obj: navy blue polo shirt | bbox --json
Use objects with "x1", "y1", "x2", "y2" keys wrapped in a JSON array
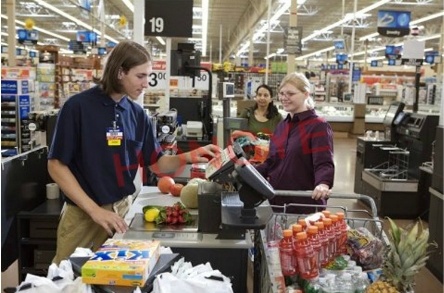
[
  {"x1": 48, "y1": 86, "x2": 163, "y2": 206},
  {"x1": 255, "y1": 109, "x2": 335, "y2": 213}
]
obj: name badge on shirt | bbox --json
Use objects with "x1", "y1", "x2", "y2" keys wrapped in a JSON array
[{"x1": 106, "y1": 127, "x2": 123, "y2": 146}]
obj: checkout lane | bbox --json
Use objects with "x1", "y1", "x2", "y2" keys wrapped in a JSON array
[{"x1": 115, "y1": 186, "x2": 251, "y2": 293}]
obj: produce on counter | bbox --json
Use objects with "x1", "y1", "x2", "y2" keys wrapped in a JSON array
[
  {"x1": 180, "y1": 178, "x2": 206, "y2": 208},
  {"x1": 144, "y1": 207, "x2": 160, "y2": 222},
  {"x1": 169, "y1": 183, "x2": 184, "y2": 197},
  {"x1": 157, "y1": 176, "x2": 175, "y2": 194},
  {"x1": 366, "y1": 218, "x2": 435, "y2": 293},
  {"x1": 143, "y1": 202, "x2": 193, "y2": 225}
]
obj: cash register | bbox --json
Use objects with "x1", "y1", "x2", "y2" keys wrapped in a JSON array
[{"x1": 205, "y1": 142, "x2": 275, "y2": 228}]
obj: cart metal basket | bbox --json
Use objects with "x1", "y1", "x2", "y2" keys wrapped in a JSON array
[{"x1": 258, "y1": 190, "x2": 388, "y2": 293}]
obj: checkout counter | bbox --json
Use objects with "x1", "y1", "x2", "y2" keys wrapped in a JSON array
[{"x1": 115, "y1": 186, "x2": 251, "y2": 293}]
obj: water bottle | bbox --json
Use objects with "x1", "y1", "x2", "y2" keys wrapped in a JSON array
[
  {"x1": 314, "y1": 221, "x2": 330, "y2": 267},
  {"x1": 336, "y1": 212, "x2": 348, "y2": 255},
  {"x1": 280, "y1": 229, "x2": 296, "y2": 276},
  {"x1": 336, "y1": 272, "x2": 354, "y2": 293},
  {"x1": 354, "y1": 272, "x2": 370, "y2": 293},
  {"x1": 329, "y1": 214, "x2": 341, "y2": 257},
  {"x1": 322, "y1": 218, "x2": 336, "y2": 261},
  {"x1": 307, "y1": 225, "x2": 322, "y2": 270},
  {"x1": 295, "y1": 231, "x2": 319, "y2": 280}
]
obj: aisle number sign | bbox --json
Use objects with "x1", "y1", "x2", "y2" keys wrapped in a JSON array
[
  {"x1": 145, "y1": 0, "x2": 193, "y2": 38},
  {"x1": 148, "y1": 61, "x2": 210, "y2": 90}
]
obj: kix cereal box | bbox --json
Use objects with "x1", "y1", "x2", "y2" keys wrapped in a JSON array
[{"x1": 81, "y1": 239, "x2": 160, "y2": 287}]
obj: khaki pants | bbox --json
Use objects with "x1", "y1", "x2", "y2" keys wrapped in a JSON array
[{"x1": 52, "y1": 196, "x2": 131, "y2": 265}]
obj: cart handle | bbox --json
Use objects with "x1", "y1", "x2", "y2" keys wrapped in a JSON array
[{"x1": 273, "y1": 190, "x2": 379, "y2": 220}]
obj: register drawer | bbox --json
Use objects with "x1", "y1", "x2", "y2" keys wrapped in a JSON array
[{"x1": 29, "y1": 220, "x2": 58, "y2": 239}]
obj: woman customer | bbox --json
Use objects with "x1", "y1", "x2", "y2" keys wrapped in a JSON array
[
  {"x1": 233, "y1": 84, "x2": 283, "y2": 140},
  {"x1": 255, "y1": 72, "x2": 335, "y2": 213}
]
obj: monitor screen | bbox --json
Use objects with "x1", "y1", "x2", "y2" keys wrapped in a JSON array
[{"x1": 383, "y1": 102, "x2": 405, "y2": 126}]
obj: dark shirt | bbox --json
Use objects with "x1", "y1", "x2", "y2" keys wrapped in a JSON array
[
  {"x1": 255, "y1": 109, "x2": 335, "y2": 214},
  {"x1": 48, "y1": 86, "x2": 163, "y2": 206}
]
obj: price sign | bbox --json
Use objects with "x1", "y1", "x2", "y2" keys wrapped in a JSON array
[
  {"x1": 148, "y1": 61, "x2": 168, "y2": 89},
  {"x1": 145, "y1": 0, "x2": 193, "y2": 38}
]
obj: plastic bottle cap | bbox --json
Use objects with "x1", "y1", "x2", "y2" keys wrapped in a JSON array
[
  {"x1": 323, "y1": 218, "x2": 332, "y2": 225},
  {"x1": 314, "y1": 221, "x2": 324, "y2": 229},
  {"x1": 336, "y1": 212, "x2": 345, "y2": 220},
  {"x1": 307, "y1": 225, "x2": 318, "y2": 234},
  {"x1": 298, "y1": 219, "x2": 307, "y2": 227},
  {"x1": 321, "y1": 210, "x2": 331, "y2": 218},
  {"x1": 330, "y1": 214, "x2": 338, "y2": 222},
  {"x1": 292, "y1": 224, "x2": 303, "y2": 233},
  {"x1": 296, "y1": 231, "x2": 307, "y2": 240},
  {"x1": 283, "y1": 229, "x2": 293, "y2": 237}
]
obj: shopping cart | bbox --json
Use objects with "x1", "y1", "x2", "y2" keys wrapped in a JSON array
[{"x1": 256, "y1": 190, "x2": 389, "y2": 293}]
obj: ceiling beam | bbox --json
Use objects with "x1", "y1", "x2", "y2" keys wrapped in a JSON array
[{"x1": 222, "y1": 0, "x2": 271, "y2": 60}]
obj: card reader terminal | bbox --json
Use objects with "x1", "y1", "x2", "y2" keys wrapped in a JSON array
[{"x1": 206, "y1": 144, "x2": 244, "y2": 181}]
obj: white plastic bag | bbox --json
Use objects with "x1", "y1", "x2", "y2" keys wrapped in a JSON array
[
  {"x1": 16, "y1": 260, "x2": 92, "y2": 293},
  {"x1": 153, "y1": 271, "x2": 233, "y2": 293},
  {"x1": 153, "y1": 257, "x2": 233, "y2": 293}
]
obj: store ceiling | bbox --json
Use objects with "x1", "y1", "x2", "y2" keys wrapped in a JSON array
[{"x1": 1, "y1": 0, "x2": 443, "y2": 65}]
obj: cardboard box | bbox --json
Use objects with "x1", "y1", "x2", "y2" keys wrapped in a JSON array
[{"x1": 81, "y1": 239, "x2": 160, "y2": 287}]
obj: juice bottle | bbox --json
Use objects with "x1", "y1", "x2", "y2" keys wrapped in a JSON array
[
  {"x1": 279, "y1": 229, "x2": 296, "y2": 276},
  {"x1": 307, "y1": 225, "x2": 322, "y2": 270},
  {"x1": 295, "y1": 231, "x2": 319, "y2": 280},
  {"x1": 314, "y1": 221, "x2": 329, "y2": 267},
  {"x1": 329, "y1": 214, "x2": 341, "y2": 257},
  {"x1": 291, "y1": 224, "x2": 303, "y2": 274},
  {"x1": 321, "y1": 210, "x2": 331, "y2": 218},
  {"x1": 322, "y1": 217, "x2": 336, "y2": 262},
  {"x1": 336, "y1": 212, "x2": 348, "y2": 255},
  {"x1": 298, "y1": 218, "x2": 307, "y2": 231}
]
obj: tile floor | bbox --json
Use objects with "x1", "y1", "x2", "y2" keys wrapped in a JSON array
[{"x1": 1, "y1": 137, "x2": 443, "y2": 292}]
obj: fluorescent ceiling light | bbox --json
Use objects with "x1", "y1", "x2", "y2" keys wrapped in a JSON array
[
  {"x1": 156, "y1": 36, "x2": 165, "y2": 46},
  {"x1": 1, "y1": 14, "x2": 70, "y2": 42},
  {"x1": 121, "y1": 0, "x2": 134, "y2": 12},
  {"x1": 34, "y1": 0, "x2": 119, "y2": 43},
  {"x1": 303, "y1": 0, "x2": 390, "y2": 43},
  {"x1": 296, "y1": 46, "x2": 335, "y2": 60},
  {"x1": 265, "y1": 53, "x2": 276, "y2": 59},
  {"x1": 359, "y1": 11, "x2": 444, "y2": 41},
  {"x1": 201, "y1": 0, "x2": 208, "y2": 57}
]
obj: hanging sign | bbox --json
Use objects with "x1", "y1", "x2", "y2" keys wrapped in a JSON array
[
  {"x1": 377, "y1": 10, "x2": 411, "y2": 37},
  {"x1": 17, "y1": 29, "x2": 38, "y2": 45},
  {"x1": 284, "y1": 26, "x2": 302, "y2": 55},
  {"x1": 145, "y1": 0, "x2": 193, "y2": 38}
]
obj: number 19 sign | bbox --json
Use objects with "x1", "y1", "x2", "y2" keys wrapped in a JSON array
[{"x1": 145, "y1": 0, "x2": 193, "y2": 38}]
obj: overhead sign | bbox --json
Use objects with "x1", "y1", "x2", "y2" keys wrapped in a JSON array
[
  {"x1": 377, "y1": 10, "x2": 411, "y2": 37},
  {"x1": 17, "y1": 29, "x2": 38, "y2": 45},
  {"x1": 284, "y1": 26, "x2": 303, "y2": 55},
  {"x1": 76, "y1": 30, "x2": 97, "y2": 43},
  {"x1": 145, "y1": 0, "x2": 193, "y2": 38}
]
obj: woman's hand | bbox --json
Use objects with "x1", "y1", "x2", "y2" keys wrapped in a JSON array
[
  {"x1": 312, "y1": 183, "x2": 331, "y2": 200},
  {"x1": 231, "y1": 130, "x2": 256, "y2": 142},
  {"x1": 188, "y1": 144, "x2": 222, "y2": 163}
]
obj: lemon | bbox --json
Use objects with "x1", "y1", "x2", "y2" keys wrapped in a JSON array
[{"x1": 144, "y1": 208, "x2": 160, "y2": 222}]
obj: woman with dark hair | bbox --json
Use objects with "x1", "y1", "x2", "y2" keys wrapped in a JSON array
[
  {"x1": 48, "y1": 40, "x2": 220, "y2": 264},
  {"x1": 234, "y1": 84, "x2": 283, "y2": 139}
]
